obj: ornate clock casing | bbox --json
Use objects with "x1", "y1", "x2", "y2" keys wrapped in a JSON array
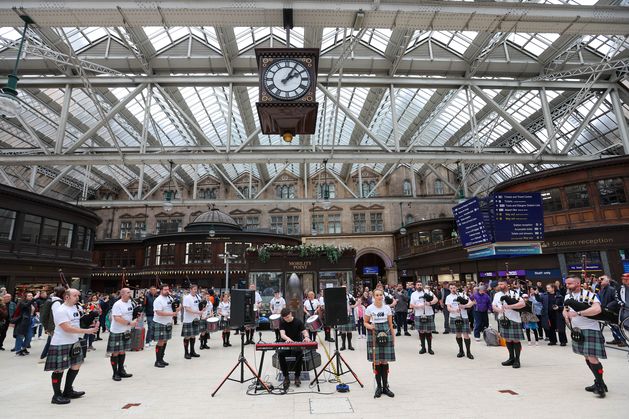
[{"x1": 255, "y1": 48, "x2": 319, "y2": 136}]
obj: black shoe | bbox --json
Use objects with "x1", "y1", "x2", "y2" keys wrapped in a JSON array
[
  {"x1": 382, "y1": 386, "x2": 395, "y2": 398},
  {"x1": 395, "y1": 332, "x2": 401, "y2": 336},
  {"x1": 340, "y1": 345, "x2": 346, "y2": 351},
  {"x1": 432, "y1": 331, "x2": 439, "y2": 334},
  {"x1": 457, "y1": 351, "x2": 464, "y2": 358},
  {"x1": 348, "y1": 345, "x2": 355, "y2": 351},
  {"x1": 95, "y1": 337, "x2": 103, "y2": 341},
  {"x1": 0, "y1": 347, "x2": 4, "y2": 351},
  {"x1": 190, "y1": 352, "x2": 200, "y2": 358},
  {"x1": 22, "y1": 349, "x2": 30, "y2": 354},
  {"x1": 154, "y1": 361, "x2": 166, "y2": 368},
  {"x1": 162, "y1": 360, "x2": 169, "y2": 366},
  {"x1": 62, "y1": 389, "x2": 85, "y2": 399},
  {"x1": 118, "y1": 369, "x2": 132, "y2": 378},
  {"x1": 443, "y1": 331, "x2": 450, "y2": 335},
  {"x1": 10, "y1": 348, "x2": 15, "y2": 352},
  {"x1": 606, "y1": 339, "x2": 620, "y2": 345},
  {"x1": 26, "y1": 345, "x2": 31, "y2": 349},
  {"x1": 184, "y1": 353, "x2": 192, "y2": 359},
  {"x1": 294, "y1": 378, "x2": 301, "y2": 387},
  {"x1": 585, "y1": 382, "x2": 608, "y2": 392},
  {"x1": 512, "y1": 360, "x2": 520, "y2": 369},
  {"x1": 404, "y1": 332, "x2": 411, "y2": 336},
  {"x1": 467, "y1": 353, "x2": 474, "y2": 360},
  {"x1": 547, "y1": 342, "x2": 556, "y2": 346},
  {"x1": 560, "y1": 343, "x2": 567, "y2": 347},
  {"x1": 282, "y1": 378, "x2": 290, "y2": 390},
  {"x1": 419, "y1": 347, "x2": 426, "y2": 354},
  {"x1": 226, "y1": 342, "x2": 232, "y2": 347},
  {"x1": 593, "y1": 382, "x2": 606, "y2": 398},
  {"x1": 501, "y1": 358, "x2": 515, "y2": 366},
  {"x1": 51, "y1": 395, "x2": 71, "y2": 405},
  {"x1": 223, "y1": 342, "x2": 228, "y2": 347},
  {"x1": 17, "y1": 350, "x2": 26, "y2": 356},
  {"x1": 326, "y1": 338, "x2": 335, "y2": 343},
  {"x1": 112, "y1": 373, "x2": 121, "y2": 381},
  {"x1": 428, "y1": 349, "x2": 434, "y2": 355},
  {"x1": 374, "y1": 387, "x2": 382, "y2": 398}
]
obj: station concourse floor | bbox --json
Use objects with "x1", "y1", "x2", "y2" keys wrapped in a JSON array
[{"x1": 1, "y1": 317, "x2": 627, "y2": 419}]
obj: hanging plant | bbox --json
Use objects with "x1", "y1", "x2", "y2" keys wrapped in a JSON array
[{"x1": 252, "y1": 243, "x2": 354, "y2": 264}]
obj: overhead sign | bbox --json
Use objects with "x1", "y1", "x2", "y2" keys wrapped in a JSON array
[
  {"x1": 568, "y1": 264, "x2": 602, "y2": 271},
  {"x1": 363, "y1": 266, "x2": 379, "y2": 275},
  {"x1": 623, "y1": 261, "x2": 629, "y2": 273},
  {"x1": 478, "y1": 272, "x2": 495, "y2": 278},
  {"x1": 525, "y1": 269, "x2": 562, "y2": 280},
  {"x1": 452, "y1": 198, "x2": 492, "y2": 248},
  {"x1": 491, "y1": 193, "x2": 544, "y2": 242},
  {"x1": 497, "y1": 270, "x2": 526, "y2": 277}
]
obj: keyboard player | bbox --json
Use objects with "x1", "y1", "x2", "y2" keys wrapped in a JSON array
[{"x1": 279, "y1": 308, "x2": 311, "y2": 390}]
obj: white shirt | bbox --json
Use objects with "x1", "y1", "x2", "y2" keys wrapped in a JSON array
[
  {"x1": 565, "y1": 290, "x2": 601, "y2": 331},
  {"x1": 218, "y1": 301, "x2": 230, "y2": 319},
  {"x1": 183, "y1": 294, "x2": 200, "y2": 323},
  {"x1": 51, "y1": 303, "x2": 81, "y2": 345},
  {"x1": 304, "y1": 298, "x2": 320, "y2": 314},
  {"x1": 109, "y1": 299, "x2": 134, "y2": 334},
  {"x1": 153, "y1": 295, "x2": 174, "y2": 325},
  {"x1": 269, "y1": 297, "x2": 286, "y2": 314},
  {"x1": 410, "y1": 290, "x2": 435, "y2": 316},
  {"x1": 201, "y1": 299, "x2": 213, "y2": 319},
  {"x1": 492, "y1": 291, "x2": 522, "y2": 323},
  {"x1": 365, "y1": 303, "x2": 392, "y2": 324},
  {"x1": 318, "y1": 296, "x2": 325, "y2": 307},
  {"x1": 446, "y1": 293, "x2": 469, "y2": 319},
  {"x1": 255, "y1": 291, "x2": 262, "y2": 305}
]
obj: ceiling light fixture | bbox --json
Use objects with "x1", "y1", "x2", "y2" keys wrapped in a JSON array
[{"x1": 0, "y1": 14, "x2": 34, "y2": 119}]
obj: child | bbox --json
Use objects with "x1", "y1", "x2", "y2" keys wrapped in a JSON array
[
  {"x1": 521, "y1": 294, "x2": 539, "y2": 346},
  {"x1": 355, "y1": 298, "x2": 366, "y2": 338}
]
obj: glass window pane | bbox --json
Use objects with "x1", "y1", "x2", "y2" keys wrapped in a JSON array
[
  {"x1": 597, "y1": 178, "x2": 626, "y2": 206},
  {"x1": 59, "y1": 222, "x2": 74, "y2": 248},
  {"x1": 565, "y1": 184, "x2": 590, "y2": 209},
  {"x1": 41, "y1": 218, "x2": 59, "y2": 246},
  {"x1": 0, "y1": 208, "x2": 16, "y2": 240},
  {"x1": 76, "y1": 225, "x2": 86, "y2": 250},
  {"x1": 541, "y1": 188, "x2": 563, "y2": 212}
]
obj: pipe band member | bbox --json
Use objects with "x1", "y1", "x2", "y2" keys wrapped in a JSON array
[
  {"x1": 269, "y1": 290, "x2": 286, "y2": 343},
  {"x1": 278, "y1": 307, "x2": 311, "y2": 390},
  {"x1": 410, "y1": 282, "x2": 437, "y2": 355},
  {"x1": 44, "y1": 288, "x2": 98, "y2": 405},
  {"x1": 108, "y1": 288, "x2": 137, "y2": 381},
  {"x1": 492, "y1": 280, "x2": 525, "y2": 368},
  {"x1": 181, "y1": 284, "x2": 203, "y2": 359},
  {"x1": 446, "y1": 284, "x2": 474, "y2": 360},
  {"x1": 563, "y1": 277, "x2": 608, "y2": 398},
  {"x1": 218, "y1": 293, "x2": 232, "y2": 347},
  {"x1": 364, "y1": 289, "x2": 395, "y2": 399},
  {"x1": 152, "y1": 284, "x2": 179, "y2": 368},
  {"x1": 303, "y1": 291, "x2": 320, "y2": 342},
  {"x1": 198, "y1": 292, "x2": 213, "y2": 350}
]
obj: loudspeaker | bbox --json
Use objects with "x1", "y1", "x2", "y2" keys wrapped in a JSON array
[
  {"x1": 323, "y1": 287, "x2": 348, "y2": 327},
  {"x1": 230, "y1": 289, "x2": 255, "y2": 328}
]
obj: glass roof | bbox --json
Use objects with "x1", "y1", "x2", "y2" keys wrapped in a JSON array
[{"x1": 0, "y1": 2, "x2": 626, "y2": 200}]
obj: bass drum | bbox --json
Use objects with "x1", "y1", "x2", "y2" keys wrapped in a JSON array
[
  {"x1": 306, "y1": 315, "x2": 323, "y2": 332},
  {"x1": 206, "y1": 317, "x2": 220, "y2": 333},
  {"x1": 269, "y1": 313, "x2": 282, "y2": 330}
]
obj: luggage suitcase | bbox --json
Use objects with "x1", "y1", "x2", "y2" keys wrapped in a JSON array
[
  {"x1": 130, "y1": 327, "x2": 145, "y2": 351},
  {"x1": 483, "y1": 327, "x2": 501, "y2": 346}
]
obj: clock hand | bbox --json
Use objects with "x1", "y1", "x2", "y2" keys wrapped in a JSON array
[{"x1": 280, "y1": 63, "x2": 300, "y2": 84}]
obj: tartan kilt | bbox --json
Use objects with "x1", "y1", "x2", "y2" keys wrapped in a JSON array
[
  {"x1": 572, "y1": 328, "x2": 606, "y2": 359},
  {"x1": 337, "y1": 314, "x2": 355, "y2": 332},
  {"x1": 199, "y1": 319, "x2": 208, "y2": 334},
  {"x1": 44, "y1": 342, "x2": 84, "y2": 372},
  {"x1": 449, "y1": 317, "x2": 471, "y2": 334},
  {"x1": 414, "y1": 314, "x2": 436, "y2": 333},
  {"x1": 153, "y1": 322, "x2": 173, "y2": 341},
  {"x1": 181, "y1": 320, "x2": 201, "y2": 337},
  {"x1": 498, "y1": 319, "x2": 524, "y2": 341},
  {"x1": 107, "y1": 331, "x2": 132, "y2": 353},
  {"x1": 367, "y1": 322, "x2": 396, "y2": 362}
]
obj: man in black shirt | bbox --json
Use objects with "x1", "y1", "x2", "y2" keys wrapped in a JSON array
[{"x1": 278, "y1": 308, "x2": 311, "y2": 390}]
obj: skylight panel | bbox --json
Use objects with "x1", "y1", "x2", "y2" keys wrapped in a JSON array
[
  {"x1": 234, "y1": 27, "x2": 270, "y2": 51},
  {"x1": 361, "y1": 29, "x2": 392, "y2": 54},
  {"x1": 509, "y1": 33, "x2": 559, "y2": 56},
  {"x1": 189, "y1": 27, "x2": 222, "y2": 51},
  {"x1": 144, "y1": 26, "x2": 190, "y2": 52}
]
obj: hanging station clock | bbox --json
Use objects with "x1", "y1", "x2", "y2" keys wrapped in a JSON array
[{"x1": 255, "y1": 48, "x2": 319, "y2": 142}]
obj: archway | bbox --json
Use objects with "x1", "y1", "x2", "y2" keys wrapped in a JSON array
[{"x1": 355, "y1": 252, "x2": 387, "y2": 291}]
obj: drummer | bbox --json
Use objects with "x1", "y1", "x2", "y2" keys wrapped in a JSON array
[
  {"x1": 198, "y1": 292, "x2": 213, "y2": 350},
  {"x1": 269, "y1": 290, "x2": 286, "y2": 343},
  {"x1": 303, "y1": 291, "x2": 321, "y2": 341}
]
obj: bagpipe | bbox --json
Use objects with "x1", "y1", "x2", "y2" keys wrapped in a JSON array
[
  {"x1": 499, "y1": 294, "x2": 529, "y2": 312},
  {"x1": 132, "y1": 300, "x2": 144, "y2": 320},
  {"x1": 79, "y1": 308, "x2": 100, "y2": 329},
  {"x1": 564, "y1": 299, "x2": 618, "y2": 324},
  {"x1": 455, "y1": 293, "x2": 469, "y2": 305},
  {"x1": 423, "y1": 292, "x2": 434, "y2": 303}
]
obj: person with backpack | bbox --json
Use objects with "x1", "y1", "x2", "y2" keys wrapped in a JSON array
[{"x1": 39, "y1": 286, "x2": 67, "y2": 361}]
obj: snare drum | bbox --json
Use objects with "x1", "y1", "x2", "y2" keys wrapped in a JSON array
[
  {"x1": 269, "y1": 313, "x2": 282, "y2": 330},
  {"x1": 306, "y1": 315, "x2": 323, "y2": 332},
  {"x1": 206, "y1": 317, "x2": 220, "y2": 333}
]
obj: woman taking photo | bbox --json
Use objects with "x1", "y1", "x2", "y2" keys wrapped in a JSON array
[{"x1": 364, "y1": 289, "x2": 395, "y2": 399}]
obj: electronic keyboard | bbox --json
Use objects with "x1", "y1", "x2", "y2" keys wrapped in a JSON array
[{"x1": 255, "y1": 341, "x2": 318, "y2": 351}]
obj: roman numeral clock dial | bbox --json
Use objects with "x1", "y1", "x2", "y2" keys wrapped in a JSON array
[{"x1": 264, "y1": 59, "x2": 311, "y2": 100}]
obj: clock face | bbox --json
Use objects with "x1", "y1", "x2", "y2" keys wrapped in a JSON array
[{"x1": 263, "y1": 58, "x2": 311, "y2": 100}]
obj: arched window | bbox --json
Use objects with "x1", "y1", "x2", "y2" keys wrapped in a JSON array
[
  {"x1": 403, "y1": 179, "x2": 412, "y2": 196},
  {"x1": 434, "y1": 179, "x2": 444, "y2": 195}
]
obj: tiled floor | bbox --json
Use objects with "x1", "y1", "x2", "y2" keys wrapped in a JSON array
[{"x1": 1, "y1": 317, "x2": 628, "y2": 419}]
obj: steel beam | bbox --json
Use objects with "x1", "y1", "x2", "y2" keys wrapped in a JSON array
[
  {"x1": 7, "y1": 76, "x2": 615, "y2": 90},
  {"x1": 0, "y1": 152, "x2": 602, "y2": 166},
  {"x1": 610, "y1": 89, "x2": 629, "y2": 154}
]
